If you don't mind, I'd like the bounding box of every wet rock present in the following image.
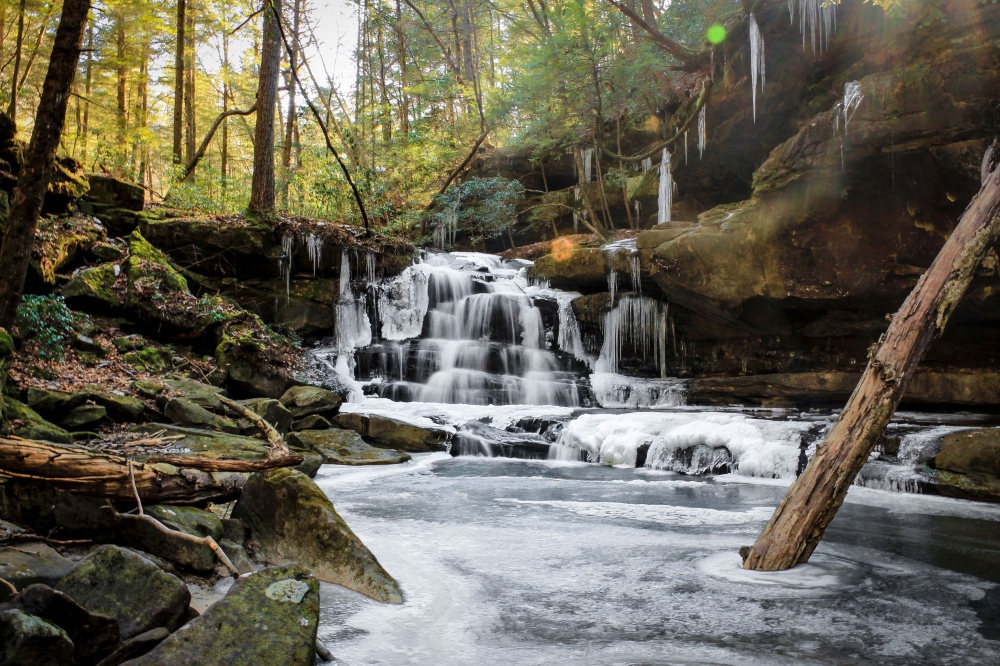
[451,422,550,460]
[233,469,402,603]
[0,608,74,666]
[288,429,411,465]
[527,247,607,290]
[214,316,298,399]
[334,412,450,452]
[239,398,293,434]
[58,404,108,429]
[933,429,1000,502]
[129,424,278,470]
[56,545,191,639]
[145,505,223,540]
[162,378,225,411]
[6,584,121,665]
[94,627,169,666]
[0,542,76,591]
[290,414,331,431]
[278,385,342,419]
[121,564,319,666]
[163,398,238,434]
[217,540,253,575]
[2,396,73,444]
[291,449,323,479]
[110,513,216,572]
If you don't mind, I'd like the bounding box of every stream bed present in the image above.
[314,453,1000,665]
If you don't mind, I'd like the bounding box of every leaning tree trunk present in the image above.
[248,0,282,217]
[0,0,92,330]
[743,147,1000,571]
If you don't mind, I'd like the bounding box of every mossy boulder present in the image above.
[56,545,190,640]
[145,505,223,541]
[933,429,1000,502]
[0,542,76,591]
[130,424,274,466]
[0,608,74,666]
[334,412,451,452]
[528,247,607,291]
[288,428,411,465]
[214,316,297,398]
[240,397,293,434]
[121,564,319,666]
[27,386,145,423]
[278,385,342,419]
[163,397,238,434]
[291,414,331,430]
[30,214,106,285]
[162,378,225,411]
[233,469,402,603]
[84,174,145,212]
[0,328,15,429]
[2,397,73,444]
[57,403,107,429]
[61,262,122,309]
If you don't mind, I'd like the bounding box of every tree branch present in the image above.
[602,81,711,162]
[603,0,702,66]
[401,0,465,83]
[181,103,258,180]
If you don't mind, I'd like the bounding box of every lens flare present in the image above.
[551,237,576,262]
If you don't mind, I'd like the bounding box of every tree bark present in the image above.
[172,0,185,165]
[183,2,196,179]
[0,0,91,330]
[80,19,93,162]
[0,437,249,504]
[248,0,281,217]
[115,14,127,148]
[394,0,409,135]
[743,147,1000,571]
[6,0,25,121]
[281,0,300,209]
[181,103,257,180]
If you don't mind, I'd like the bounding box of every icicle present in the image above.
[608,271,617,303]
[305,233,323,277]
[750,14,765,124]
[684,130,688,165]
[365,251,376,283]
[788,0,794,23]
[641,157,652,173]
[657,148,672,224]
[629,254,641,294]
[798,0,838,54]
[634,200,641,221]
[572,210,580,234]
[842,80,864,131]
[583,147,594,183]
[280,233,295,298]
[698,105,707,159]
[597,296,669,375]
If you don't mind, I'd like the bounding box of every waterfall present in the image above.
[657,148,672,224]
[750,14,765,123]
[597,295,669,378]
[335,249,372,355]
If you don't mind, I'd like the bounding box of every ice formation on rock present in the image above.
[797,0,837,54]
[750,13,765,123]
[698,105,706,159]
[641,156,652,173]
[583,147,594,183]
[657,148,672,224]
[597,295,669,378]
[305,233,323,277]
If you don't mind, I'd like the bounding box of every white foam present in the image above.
[697,551,845,589]
[339,396,575,432]
[497,499,774,526]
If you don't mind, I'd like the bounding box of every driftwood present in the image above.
[0,437,245,503]
[742,145,1000,571]
[216,395,288,454]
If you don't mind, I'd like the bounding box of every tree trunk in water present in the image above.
[248,0,281,217]
[183,4,196,180]
[172,0,185,165]
[7,0,25,121]
[0,0,91,330]
[743,149,1000,571]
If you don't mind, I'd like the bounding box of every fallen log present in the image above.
[0,437,294,503]
[742,144,1000,571]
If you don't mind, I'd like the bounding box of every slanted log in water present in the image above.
[743,145,1000,571]
[0,437,296,503]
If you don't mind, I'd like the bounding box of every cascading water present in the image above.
[353,253,592,407]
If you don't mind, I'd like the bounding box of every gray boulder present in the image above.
[0,609,74,666]
[288,428,411,465]
[162,378,225,411]
[145,505,223,540]
[57,403,107,429]
[121,564,319,666]
[233,469,402,603]
[240,398,293,434]
[290,414,331,431]
[56,545,190,639]
[334,412,450,452]
[163,397,238,434]
[0,541,76,591]
[278,385,342,419]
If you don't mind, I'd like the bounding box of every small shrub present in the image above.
[14,295,76,360]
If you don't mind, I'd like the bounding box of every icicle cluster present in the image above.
[657,148,672,224]
[598,296,670,378]
[629,254,642,293]
[435,206,459,249]
[750,14,765,123]
[305,233,323,277]
[641,157,652,173]
[794,0,837,54]
[280,233,295,297]
[556,299,590,366]
[698,105,707,159]
[583,147,594,183]
[608,271,618,303]
[365,251,377,284]
[334,249,372,355]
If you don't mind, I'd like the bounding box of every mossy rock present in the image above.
[214,316,297,398]
[2,397,73,444]
[278,385,342,419]
[163,397,238,434]
[0,541,76,591]
[130,424,273,465]
[240,397,293,434]
[162,378,225,411]
[334,412,450,452]
[0,608,74,666]
[288,429,411,466]
[61,263,122,309]
[145,505,223,541]
[233,469,402,603]
[122,564,319,666]
[56,545,190,640]
[933,429,1000,502]
[527,247,608,291]
[30,215,106,285]
[123,347,176,374]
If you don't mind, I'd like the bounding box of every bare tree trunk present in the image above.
[377,10,390,143]
[172,0,185,165]
[460,0,474,84]
[248,0,281,217]
[0,0,91,330]
[80,20,93,162]
[116,15,127,150]
[281,0,300,209]
[743,149,1000,572]
[394,0,409,135]
[6,0,25,121]
[221,30,229,181]
[134,41,149,185]
[183,3,196,180]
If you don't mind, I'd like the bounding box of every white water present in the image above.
[315,456,1000,665]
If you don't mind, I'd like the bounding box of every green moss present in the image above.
[61,263,122,307]
[123,347,175,374]
[0,328,13,358]
[125,230,189,294]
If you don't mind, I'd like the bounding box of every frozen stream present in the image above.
[315,454,1000,665]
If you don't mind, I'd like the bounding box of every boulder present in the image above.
[291,449,323,479]
[145,505,223,541]
[56,545,191,639]
[291,414,331,431]
[0,542,76,591]
[933,429,1000,502]
[27,386,145,423]
[163,398,238,434]
[2,397,73,444]
[288,428,411,465]
[240,398,293,434]
[278,385,342,419]
[217,540,253,575]
[0,609,74,666]
[121,564,319,666]
[84,174,145,212]
[162,378,225,411]
[334,412,451,452]
[6,584,121,665]
[233,469,402,603]
[57,403,107,429]
[30,214,105,284]
[110,513,216,572]
[26,386,87,414]
[95,628,169,666]
[214,316,298,398]
[129,424,279,469]
[527,247,607,290]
